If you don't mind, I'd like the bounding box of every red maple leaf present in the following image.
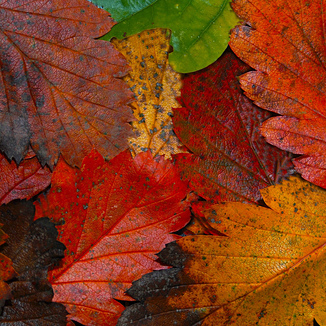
[34,150,191,325]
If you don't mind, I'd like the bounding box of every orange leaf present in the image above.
[0,149,51,205]
[119,176,326,325]
[0,0,134,168]
[34,150,191,325]
[229,0,326,188]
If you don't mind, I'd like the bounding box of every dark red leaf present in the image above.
[173,49,293,203]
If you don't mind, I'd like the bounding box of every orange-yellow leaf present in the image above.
[119,176,326,325]
[112,29,185,159]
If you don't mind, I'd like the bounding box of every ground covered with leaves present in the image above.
[0,0,325,325]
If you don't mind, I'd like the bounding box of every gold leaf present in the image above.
[112,29,186,158]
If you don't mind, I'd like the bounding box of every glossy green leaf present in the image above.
[93,0,239,73]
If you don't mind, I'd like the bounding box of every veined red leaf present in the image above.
[173,50,293,203]
[0,149,51,205]
[34,150,191,325]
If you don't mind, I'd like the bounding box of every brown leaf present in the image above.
[0,224,15,306]
[0,200,67,325]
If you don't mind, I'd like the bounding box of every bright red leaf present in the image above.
[0,149,51,205]
[34,150,191,325]
[0,0,134,168]
[173,50,293,203]
[229,0,326,188]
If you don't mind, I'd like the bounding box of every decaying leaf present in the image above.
[112,29,185,159]
[0,200,67,325]
[95,0,239,73]
[0,148,51,205]
[0,224,15,305]
[0,0,134,168]
[229,0,326,189]
[34,149,191,325]
[173,49,293,203]
[0,302,67,326]
[119,176,326,325]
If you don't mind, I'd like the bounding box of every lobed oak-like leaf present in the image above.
[34,149,191,325]
[229,0,326,189]
[0,0,134,168]
[0,149,51,205]
[0,200,67,325]
[94,0,239,73]
[119,176,326,325]
[173,49,293,204]
[112,29,185,159]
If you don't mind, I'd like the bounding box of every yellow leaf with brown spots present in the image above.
[112,29,186,158]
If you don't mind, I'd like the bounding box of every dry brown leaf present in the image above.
[112,29,186,159]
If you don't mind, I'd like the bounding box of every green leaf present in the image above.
[92,0,239,73]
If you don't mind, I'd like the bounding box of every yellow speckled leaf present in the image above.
[112,29,186,158]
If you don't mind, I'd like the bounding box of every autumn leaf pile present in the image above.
[1,0,326,325]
